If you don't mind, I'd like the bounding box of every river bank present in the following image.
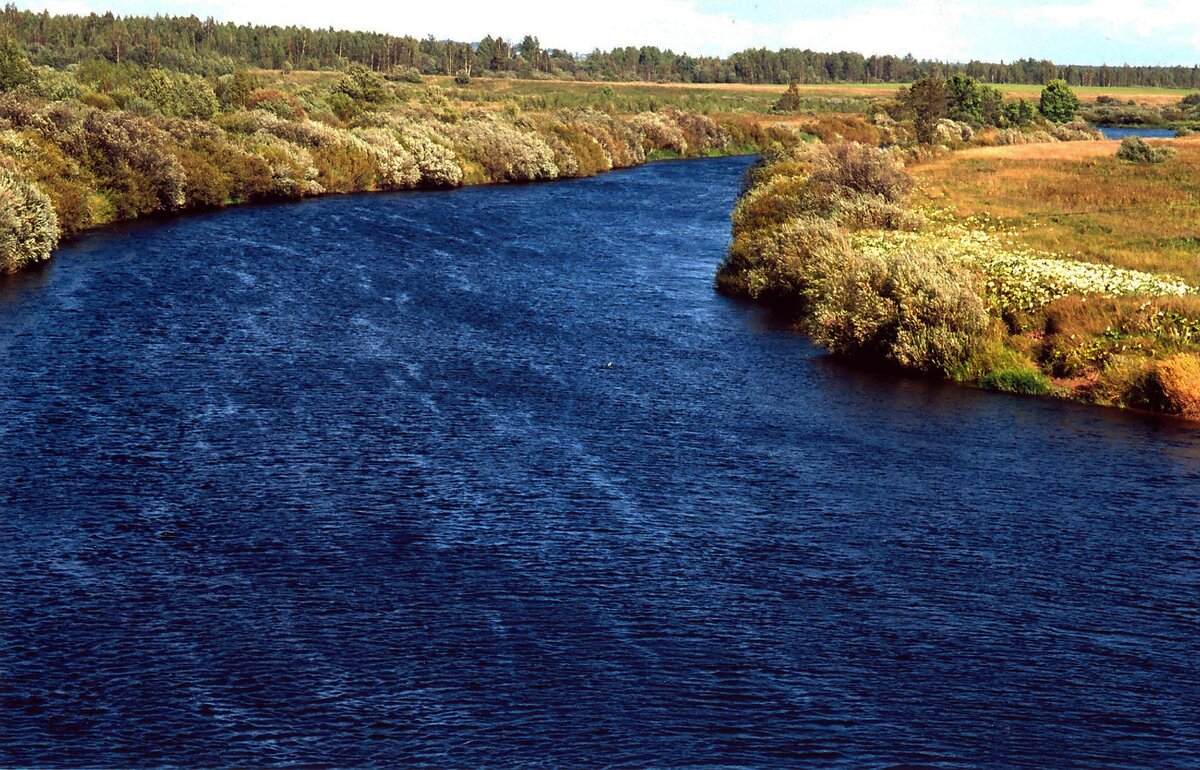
[0,85,796,273]
[717,140,1200,422]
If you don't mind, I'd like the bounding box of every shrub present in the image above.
[1116,135,1175,163]
[218,70,260,109]
[630,110,687,154]
[809,245,990,375]
[392,120,463,187]
[246,88,306,121]
[26,66,80,101]
[0,34,33,93]
[1040,79,1080,124]
[388,67,423,84]
[335,63,388,105]
[77,111,186,216]
[448,113,558,183]
[806,141,909,203]
[716,215,851,303]
[0,165,59,272]
[353,127,421,190]
[136,69,218,119]
[1001,98,1036,127]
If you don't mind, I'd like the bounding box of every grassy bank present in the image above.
[0,62,813,273]
[717,136,1200,422]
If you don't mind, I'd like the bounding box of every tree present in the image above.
[220,69,260,109]
[1039,79,1080,123]
[946,73,983,126]
[980,85,1004,126]
[903,77,949,144]
[0,32,32,92]
[772,82,802,113]
[1001,98,1035,127]
[335,62,386,104]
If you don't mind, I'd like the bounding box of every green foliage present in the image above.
[945,73,984,127]
[218,69,260,109]
[902,77,948,145]
[979,366,1052,395]
[1116,135,1175,163]
[0,165,59,272]
[1001,98,1036,127]
[1039,79,1080,123]
[810,244,989,375]
[335,63,387,105]
[136,69,218,118]
[0,33,33,92]
[772,83,802,114]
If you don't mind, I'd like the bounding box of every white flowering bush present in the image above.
[630,111,688,154]
[391,120,463,187]
[352,127,421,190]
[240,132,323,197]
[448,113,558,183]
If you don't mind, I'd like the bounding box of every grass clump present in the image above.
[978,366,1052,395]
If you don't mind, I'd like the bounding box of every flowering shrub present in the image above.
[0,165,59,272]
[810,243,990,375]
[352,127,421,190]
[447,113,558,183]
[392,121,463,187]
[630,111,688,154]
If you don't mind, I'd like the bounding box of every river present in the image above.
[1,156,1198,768]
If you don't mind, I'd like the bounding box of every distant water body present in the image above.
[1098,125,1178,140]
[2,156,1198,768]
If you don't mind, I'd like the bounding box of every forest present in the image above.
[4,4,1200,89]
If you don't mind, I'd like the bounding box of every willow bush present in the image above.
[0,165,59,272]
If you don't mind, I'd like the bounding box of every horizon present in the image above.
[15,0,1200,68]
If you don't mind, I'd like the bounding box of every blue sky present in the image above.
[23,0,1200,65]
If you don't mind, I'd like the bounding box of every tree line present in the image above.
[4,4,1200,88]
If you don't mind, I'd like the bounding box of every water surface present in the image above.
[1098,125,1178,140]
[2,157,1199,768]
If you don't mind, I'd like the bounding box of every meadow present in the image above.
[910,137,1200,281]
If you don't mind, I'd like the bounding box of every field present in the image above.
[909,137,1200,282]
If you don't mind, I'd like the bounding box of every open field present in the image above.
[441,77,1197,106]
[910,136,1200,282]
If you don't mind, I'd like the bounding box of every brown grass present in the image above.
[910,136,1200,282]
[1152,354,1200,418]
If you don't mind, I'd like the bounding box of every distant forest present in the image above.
[4,4,1200,89]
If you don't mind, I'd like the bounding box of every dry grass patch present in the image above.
[911,137,1200,282]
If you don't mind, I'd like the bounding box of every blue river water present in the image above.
[1,156,1199,768]
[1098,126,1178,140]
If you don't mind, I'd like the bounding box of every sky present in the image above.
[21,0,1200,65]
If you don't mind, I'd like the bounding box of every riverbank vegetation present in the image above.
[719,97,1200,420]
[0,29,809,272]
